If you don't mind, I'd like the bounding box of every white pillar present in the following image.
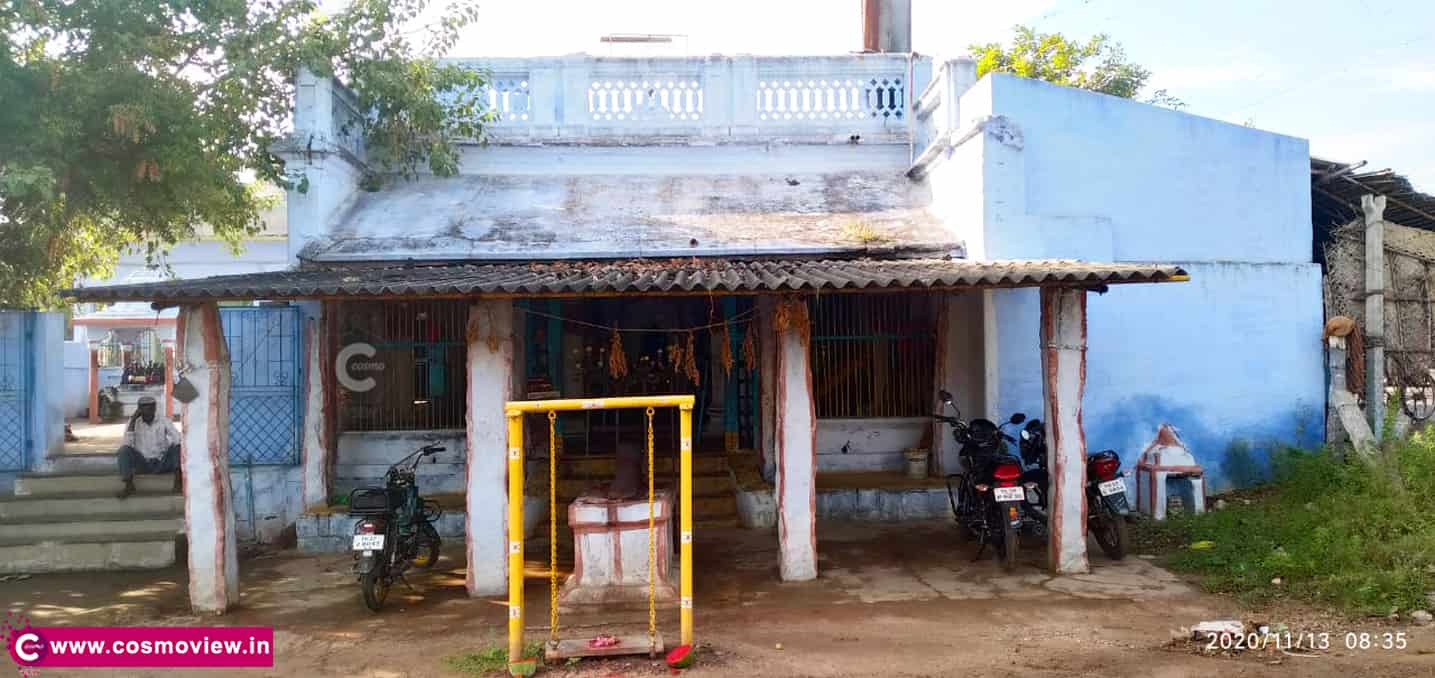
[178,302,239,613]
[774,298,817,581]
[1040,288,1089,575]
[300,302,334,510]
[466,299,515,596]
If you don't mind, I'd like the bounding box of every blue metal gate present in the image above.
[0,312,31,471]
[222,306,302,466]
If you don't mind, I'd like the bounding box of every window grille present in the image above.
[809,293,936,418]
[337,300,468,431]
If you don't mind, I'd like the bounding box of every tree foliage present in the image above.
[0,0,490,308]
[969,25,1183,108]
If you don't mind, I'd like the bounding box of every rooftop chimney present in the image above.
[862,0,912,53]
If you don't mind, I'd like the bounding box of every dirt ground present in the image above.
[5,522,1434,677]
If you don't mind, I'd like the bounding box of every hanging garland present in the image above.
[742,326,756,371]
[513,303,761,387]
[717,321,734,376]
[683,331,701,384]
[608,326,628,380]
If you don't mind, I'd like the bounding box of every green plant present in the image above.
[1,0,490,306]
[1136,437,1435,615]
[840,220,889,245]
[444,643,545,676]
[969,25,1183,108]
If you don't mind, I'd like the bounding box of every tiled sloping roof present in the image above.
[63,258,1189,303]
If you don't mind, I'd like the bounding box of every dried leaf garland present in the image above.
[668,339,684,373]
[683,330,701,385]
[717,321,734,376]
[742,323,756,371]
[608,326,628,380]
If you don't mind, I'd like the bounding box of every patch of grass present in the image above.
[444,642,546,676]
[1135,435,1435,616]
[840,220,890,245]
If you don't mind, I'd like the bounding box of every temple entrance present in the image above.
[518,296,757,457]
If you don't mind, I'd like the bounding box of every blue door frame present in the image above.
[221,306,303,466]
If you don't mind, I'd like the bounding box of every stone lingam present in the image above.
[557,442,678,612]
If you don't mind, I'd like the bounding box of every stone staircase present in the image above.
[0,456,184,574]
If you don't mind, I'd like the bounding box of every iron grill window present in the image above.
[337,300,468,431]
[809,293,936,418]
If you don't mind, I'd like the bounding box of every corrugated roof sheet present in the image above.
[64,258,1188,303]
[1312,157,1435,233]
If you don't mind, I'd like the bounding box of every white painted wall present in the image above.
[96,240,289,284]
[32,313,66,463]
[815,418,927,472]
[230,465,303,544]
[333,430,468,496]
[62,340,89,417]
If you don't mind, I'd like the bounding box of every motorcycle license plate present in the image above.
[1098,479,1126,497]
[352,534,385,551]
[992,486,1025,503]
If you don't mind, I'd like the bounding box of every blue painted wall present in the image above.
[954,75,1326,491]
[994,263,1325,491]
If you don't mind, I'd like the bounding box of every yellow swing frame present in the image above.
[505,395,696,665]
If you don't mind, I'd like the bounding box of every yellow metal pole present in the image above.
[506,411,525,664]
[679,403,694,646]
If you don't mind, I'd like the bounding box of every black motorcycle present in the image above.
[1085,449,1130,560]
[936,389,1027,571]
[1007,415,1131,560]
[349,443,446,611]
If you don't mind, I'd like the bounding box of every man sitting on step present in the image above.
[116,396,181,499]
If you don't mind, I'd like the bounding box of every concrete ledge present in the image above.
[735,488,777,529]
[297,495,548,552]
[815,487,953,522]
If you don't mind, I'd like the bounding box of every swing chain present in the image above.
[548,410,559,645]
[646,406,657,656]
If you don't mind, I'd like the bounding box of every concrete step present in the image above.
[15,473,172,497]
[0,532,178,574]
[0,492,183,522]
[694,518,741,529]
[693,495,738,517]
[558,455,727,477]
[553,476,735,501]
[0,512,183,542]
[44,453,121,475]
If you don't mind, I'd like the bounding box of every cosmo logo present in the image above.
[336,342,385,392]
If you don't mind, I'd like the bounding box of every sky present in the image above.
[439,0,1435,191]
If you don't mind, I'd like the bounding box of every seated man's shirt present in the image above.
[125,417,180,460]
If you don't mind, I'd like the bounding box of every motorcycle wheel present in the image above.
[1092,502,1129,561]
[997,522,1019,571]
[412,522,441,570]
[361,566,390,612]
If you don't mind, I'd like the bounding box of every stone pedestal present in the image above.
[558,490,677,612]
